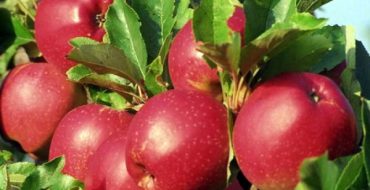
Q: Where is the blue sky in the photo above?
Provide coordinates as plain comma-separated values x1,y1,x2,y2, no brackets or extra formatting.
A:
315,0,370,52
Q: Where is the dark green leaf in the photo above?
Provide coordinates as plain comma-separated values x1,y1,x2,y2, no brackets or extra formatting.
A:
240,13,326,75
295,153,342,190
193,0,234,44
244,0,297,44
67,64,137,102
340,27,363,145
131,0,176,62
362,99,370,184
260,26,345,80
335,153,364,190
105,0,147,77
355,41,370,99
349,167,369,190
174,0,193,31
296,0,331,12
68,43,143,85
49,175,84,190
0,14,34,75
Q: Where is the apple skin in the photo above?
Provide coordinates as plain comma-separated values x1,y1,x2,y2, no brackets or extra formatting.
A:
35,0,112,72
0,63,85,157
48,103,133,181
85,134,140,190
125,89,229,190
168,7,245,97
233,72,357,190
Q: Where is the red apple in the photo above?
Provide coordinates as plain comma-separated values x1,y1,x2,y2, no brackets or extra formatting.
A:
35,0,112,72
48,103,132,181
85,134,140,190
233,72,357,190
168,7,245,97
0,63,85,157
125,89,229,190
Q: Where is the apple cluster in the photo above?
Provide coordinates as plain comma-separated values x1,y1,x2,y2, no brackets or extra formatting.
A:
0,0,358,190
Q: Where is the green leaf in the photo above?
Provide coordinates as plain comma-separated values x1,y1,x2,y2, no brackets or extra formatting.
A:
145,57,167,96
174,0,193,31
295,153,343,190
0,150,12,165
105,0,147,77
362,99,370,185
260,25,345,80
68,43,143,85
131,0,176,62
69,37,100,47
240,13,326,75
296,0,331,12
67,64,137,102
244,0,297,44
21,157,83,190
355,41,370,99
340,27,363,145
87,87,127,110
335,153,365,190
0,13,34,75
0,165,8,190
193,0,234,44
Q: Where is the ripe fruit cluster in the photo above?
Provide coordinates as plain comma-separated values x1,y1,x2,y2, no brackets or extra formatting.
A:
0,0,359,190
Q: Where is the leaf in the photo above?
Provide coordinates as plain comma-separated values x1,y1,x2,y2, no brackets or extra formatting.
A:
244,0,297,44
87,87,128,110
296,0,332,12
0,13,34,75
0,165,8,190
335,152,365,190
105,0,147,77
0,150,12,165
198,32,241,73
145,57,167,96
174,0,193,31
355,41,370,99
295,153,342,190
67,64,137,102
68,43,143,85
193,0,234,44
240,13,326,75
21,157,83,190
362,99,370,184
131,0,176,62
260,26,344,80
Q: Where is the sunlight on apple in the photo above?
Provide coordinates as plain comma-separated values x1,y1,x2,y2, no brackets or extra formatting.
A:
74,125,101,146
148,121,179,156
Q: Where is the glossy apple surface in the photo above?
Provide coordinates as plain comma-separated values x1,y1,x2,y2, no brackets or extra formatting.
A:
0,63,85,156
126,89,229,190
233,72,357,190
85,134,140,190
168,7,245,97
49,104,132,181
35,0,112,72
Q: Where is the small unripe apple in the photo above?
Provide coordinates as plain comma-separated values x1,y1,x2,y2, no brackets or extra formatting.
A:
168,7,245,98
0,63,85,157
35,0,113,72
233,72,357,190
85,134,140,190
125,89,229,190
49,104,133,181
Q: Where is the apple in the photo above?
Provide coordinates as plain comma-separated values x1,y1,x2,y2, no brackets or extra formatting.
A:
233,72,357,190
48,103,133,181
85,134,140,190
168,7,245,97
125,89,229,190
0,63,85,158
35,0,112,72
